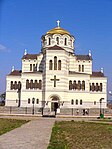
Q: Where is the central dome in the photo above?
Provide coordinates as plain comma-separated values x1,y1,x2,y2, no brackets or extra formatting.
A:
41,21,75,54
46,27,71,35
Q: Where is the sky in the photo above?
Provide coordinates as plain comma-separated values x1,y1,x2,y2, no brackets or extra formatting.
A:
0,0,112,98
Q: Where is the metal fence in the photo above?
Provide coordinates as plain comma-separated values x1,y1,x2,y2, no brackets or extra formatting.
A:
0,106,112,117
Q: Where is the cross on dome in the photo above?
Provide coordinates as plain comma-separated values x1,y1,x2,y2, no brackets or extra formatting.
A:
57,20,60,27
24,49,27,55
12,66,14,72
89,50,91,56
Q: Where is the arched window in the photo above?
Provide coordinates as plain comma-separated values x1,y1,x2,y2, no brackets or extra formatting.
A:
78,81,81,90
39,80,42,89
18,81,21,90
13,83,15,89
48,37,51,45
11,81,13,90
33,64,35,71
30,64,32,71
26,80,29,89
79,65,81,72
71,99,74,105
14,81,17,90
54,56,57,70
35,64,37,71
94,101,96,105
34,80,38,89
82,65,84,72
76,99,78,105
82,81,85,90
80,100,82,105
69,80,72,90
32,98,35,104
49,60,53,70
99,83,102,92
96,83,99,92
65,38,67,45
36,99,39,104
56,37,59,45
58,60,61,70
30,80,33,89
28,98,30,104
73,81,77,90
92,83,95,91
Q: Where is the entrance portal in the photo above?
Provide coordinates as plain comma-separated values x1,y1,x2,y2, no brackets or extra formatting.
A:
51,102,59,111
51,96,60,111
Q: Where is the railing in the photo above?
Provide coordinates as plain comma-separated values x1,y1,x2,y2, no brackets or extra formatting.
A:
0,106,111,116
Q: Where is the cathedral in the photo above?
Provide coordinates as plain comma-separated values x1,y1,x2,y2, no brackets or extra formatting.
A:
6,21,107,112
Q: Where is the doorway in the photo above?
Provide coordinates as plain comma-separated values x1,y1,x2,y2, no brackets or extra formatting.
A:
51,95,60,111
51,102,59,111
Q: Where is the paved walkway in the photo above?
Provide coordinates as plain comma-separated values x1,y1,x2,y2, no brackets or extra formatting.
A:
0,116,100,149
0,118,55,149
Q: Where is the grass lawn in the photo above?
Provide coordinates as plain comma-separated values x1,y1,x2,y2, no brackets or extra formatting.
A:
95,118,112,122
0,118,29,135
48,121,112,149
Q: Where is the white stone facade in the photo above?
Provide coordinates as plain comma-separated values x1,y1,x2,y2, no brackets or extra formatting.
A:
6,24,107,111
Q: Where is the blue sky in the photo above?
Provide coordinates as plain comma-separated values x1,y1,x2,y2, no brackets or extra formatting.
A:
0,0,112,97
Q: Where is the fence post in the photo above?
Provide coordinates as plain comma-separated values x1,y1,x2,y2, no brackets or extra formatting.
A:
72,108,73,115
103,108,104,115
42,107,43,116
25,107,27,114
88,109,89,115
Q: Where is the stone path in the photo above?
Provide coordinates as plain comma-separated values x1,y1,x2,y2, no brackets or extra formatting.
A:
0,118,55,149
0,115,98,149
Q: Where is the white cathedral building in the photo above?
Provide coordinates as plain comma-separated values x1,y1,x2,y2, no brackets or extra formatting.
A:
6,21,107,112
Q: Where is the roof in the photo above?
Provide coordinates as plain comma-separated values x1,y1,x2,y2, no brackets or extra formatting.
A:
46,27,71,35
23,71,42,74
47,45,65,51
91,72,105,77
76,55,92,60
69,71,105,77
8,70,22,76
22,54,38,60
69,71,89,75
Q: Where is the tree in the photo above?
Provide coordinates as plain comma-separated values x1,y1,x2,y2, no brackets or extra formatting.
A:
0,92,6,101
0,92,5,106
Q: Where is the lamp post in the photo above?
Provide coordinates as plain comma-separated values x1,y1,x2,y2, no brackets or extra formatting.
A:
32,98,35,115
41,101,46,116
99,98,104,116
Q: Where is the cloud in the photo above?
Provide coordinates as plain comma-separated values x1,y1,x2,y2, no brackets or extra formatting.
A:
0,44,10,52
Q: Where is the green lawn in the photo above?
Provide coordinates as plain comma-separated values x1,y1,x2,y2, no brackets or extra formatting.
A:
48,121,112,149
0,118,29,135
94,118,112,122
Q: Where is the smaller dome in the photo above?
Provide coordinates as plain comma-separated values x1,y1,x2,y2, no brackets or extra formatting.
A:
46,27,71,36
